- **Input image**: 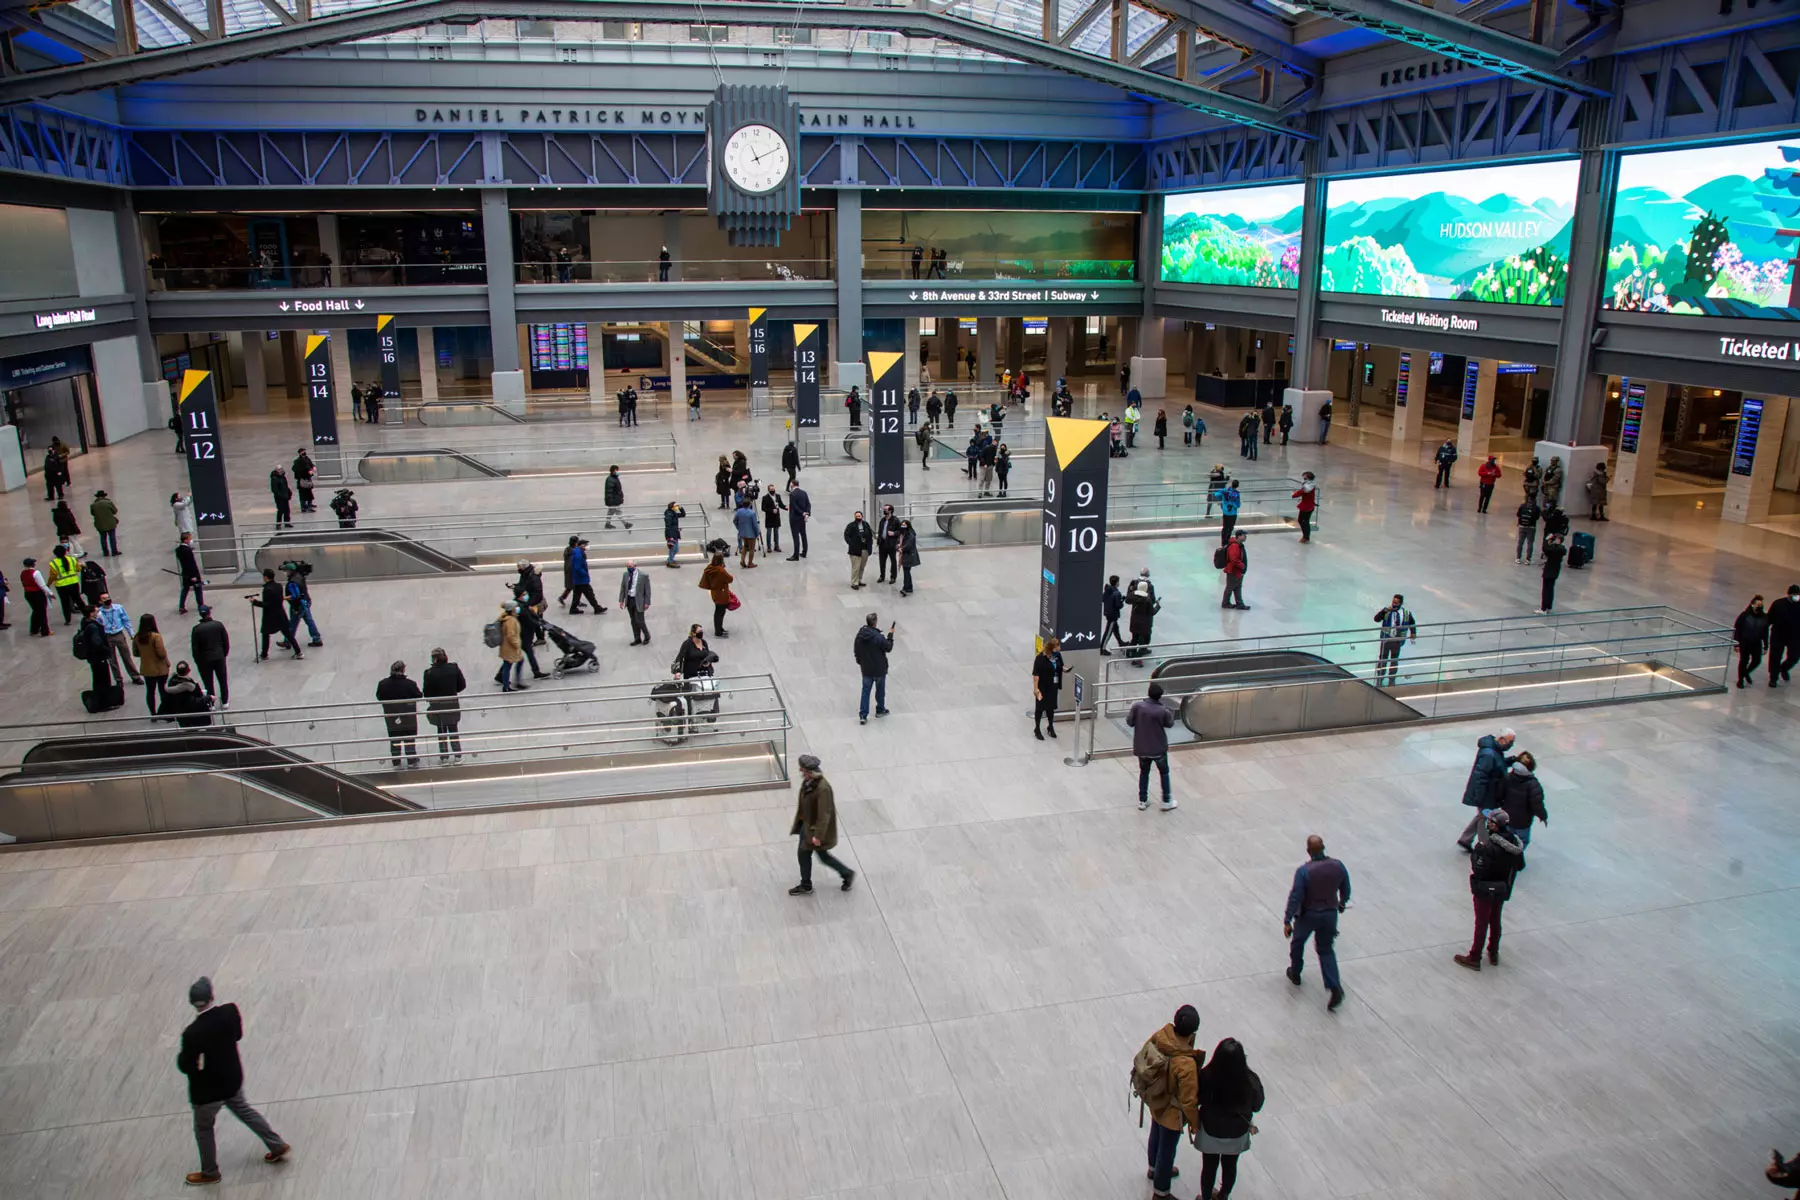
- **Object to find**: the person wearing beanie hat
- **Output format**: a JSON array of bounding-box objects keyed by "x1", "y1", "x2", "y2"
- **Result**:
[
  {"x1": 177, "y1": 976, "x2": 289, "y2": 1185},
  {"x1": 1455, "y1": 807, "x2": 1524, "y2": 971},
  {"x1": 1134, "y1": 1004, "x2": 1203, "y2": 1199},
  {"x1": 789, "y1": 754, "x2": 854, "y2": 895}
]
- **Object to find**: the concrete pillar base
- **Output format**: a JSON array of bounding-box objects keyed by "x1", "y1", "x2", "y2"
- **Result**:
[
  {"x1": 1535, "y1": 441, "x2": 1608, "y2": 510},
  {"x1": 835, "y1": 362, "x2": 868, "y2": 393},
  {"x1": 195, "y1": 524, "x2": 240, "y2": 577},
  {"x1": 1130, "y1": 356, "x2": 1167, "y2": 400},
  {"x1": 1285, "y1": 388, "x2": 1334, "y2": 444},
  {"x1": 1722, "y1": 397, "x2": 1791, "y2": 525},
  {"x1": 417, "y1": 328, "x2": 440, "y2": 405},
  {"x1": 0, "y1": 424, "x2": 26, "y2": 492},
  {"x1": 492, "y1": 370, "x2": 526, "y2": 413}
]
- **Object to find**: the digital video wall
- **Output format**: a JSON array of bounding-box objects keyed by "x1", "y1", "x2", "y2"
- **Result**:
[
  {"x1": 1604, "y1": 135, "x2": 1800, "y2": 321},
  {"x1": 1319, "y1": 159, "x2": 1579, "y2": 305},
  {"x1": 1159, "y1": 183, "x2": 1305, "y2": 288}
]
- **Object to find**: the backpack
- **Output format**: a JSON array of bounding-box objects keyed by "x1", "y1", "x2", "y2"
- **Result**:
[
  {"x1": 1470, "y1": 835, "x2": 1515, "y2": 899},
  {"x1": 482, "y1": 621, "x2": 502, "y2": 649},
  {"x1": 1129, "y1": 1037, "x2": 1175, "y2": 1127},
  {"x1": 71, "y1": 626, "x2": 91, "y2": 660},
  {"x1": 1213, "y1": 546, "x2": 1230, "y2": 569}
]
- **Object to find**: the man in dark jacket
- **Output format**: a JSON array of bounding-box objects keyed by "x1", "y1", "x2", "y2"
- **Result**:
[
  {"x1": 257, "y1": 568, "x2": 301, "y2": 660},
  {"x1": 375, "y1": 660, "x2": 423, "y2": 768},
  {"x1": 421, "y1": 648, "x2": 466, "y2": 763},
  {"x1": 177, "y1": 976, "x2": 288, "y2": 1186},
  {"x1": 1126, "y1": 681, "x2": 1176, "y2": 810},
  {"x1": 1434, "y1": 439, "x2": 1458, "y2": 488},
  {"x1": 875, "y1": 505, "x2": 901, "y2": 586},
  {"x1": 1125, "y1": 568, "x2": 1159, "y2": 661},
  {"x1": 1766, "y1": 583, "x2": 1800, "y2": 686},
  {"x1": 845, "y1": 511, "x2": 874, "y2": 588},
  {"x1": 176, "y1": 532, "x2": 205, "y2": 615},
  {"x1": 854, "y1": 612, "x2": 895, "y2": 724},
  {"x1": 269, "y1": 467, "x2": 293, "y2": 529},
  {"x1": 789, "y1": 754, "x2": 854, "y2": 894},
  {"x1": 75, "y1": 606, "x2": 117, "y2": 706},
  {"x1": 663, "y1": 501, "x2": 684, "y2": 567},
  {"x1": 603, "y1": 465, "x2": 632, "y2": 529},
  {"x1": 1456, "y1": 728, "x2": 1515, "y2": 849},
  {"x1": 781, "y1": 439, "x2": 801, "y2": 489},
  {"x1": 191, "y1": 605, "x2": 231, "y2": 708},
  {"x1": 1100, "y1": 575, "x2": 1126, "y2": 656},
  {"x1": 619, "y1": 560, "x2": 652, "y2": 646},
  {"x1": 786, "y1": 485, "x2": 812, "y2": 560},
  {"x1": 760, "y1": 484, "x2": 787, "y2": 554},
  {"x1": 1284, "y1": 834, "x2": 1351, "y2": 1011},
  {"x1": 1515, "y1": 497, "x2": 1541, "y2": 564},
  {"x1": 1538, "y1": 532, "x2": 1566, "y2": 613}
]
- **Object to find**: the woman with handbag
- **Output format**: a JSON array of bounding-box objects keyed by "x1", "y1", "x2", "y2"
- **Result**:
[
  {"x1": 1455, "y1": 808, "x2": 1524, "y2": 970},
  {"x1": 699, "y1": 552, "x2": 735, "y2": 638},
  {"x1": 1194, "y1": 1037, "x2": 1264, "y2": 1200}
]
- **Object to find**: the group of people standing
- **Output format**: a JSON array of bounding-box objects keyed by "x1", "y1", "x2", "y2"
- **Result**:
[{"x1": 348, "y1": 382, "x2": 386, "y2": 424}]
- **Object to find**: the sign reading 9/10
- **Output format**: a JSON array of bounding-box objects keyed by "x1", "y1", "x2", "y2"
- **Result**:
[{"x1": 1039, "y1": 417, "x2": 1111, "y2": 649}]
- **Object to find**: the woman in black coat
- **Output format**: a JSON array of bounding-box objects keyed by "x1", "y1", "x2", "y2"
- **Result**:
[
  {"x1": 1152, "y1": 409, "x2": 1168, "y2": 449},
  {"x1": 1734, "y1": 594, "x2": 1770, "y2": 688},
  {"x1": 714, "y1": 456, "x2": 733, "y2": 509},
  {"x1": 1196, "y1": 1037, "x2": 1265, "y2": 1200},
  {"x1": 897, "y1": 519, "x2": 920, "y2": 596},
  {"x1": 375, "y1": 660, "x2": 423, "y2": 768},
  {"x1": 421, "y1": 648, "x2": 467, "y2": 764},
  {"x1": 1498, "y1": 750, "x2": 1548, "y2": 856}
]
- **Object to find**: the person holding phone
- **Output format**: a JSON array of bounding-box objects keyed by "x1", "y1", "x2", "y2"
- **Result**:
[{"x1": 853, "y1": 612, "x2": 895, "y2": 725}]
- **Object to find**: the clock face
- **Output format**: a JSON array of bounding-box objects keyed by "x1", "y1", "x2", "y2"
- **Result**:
[{"x1": 722, "y1": 124, "x2": 791, "y2": 195}]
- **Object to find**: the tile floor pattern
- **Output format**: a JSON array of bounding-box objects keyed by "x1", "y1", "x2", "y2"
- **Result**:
[{"x1": 0, "y1": 390, "x2": 1797, "y2": 1199}]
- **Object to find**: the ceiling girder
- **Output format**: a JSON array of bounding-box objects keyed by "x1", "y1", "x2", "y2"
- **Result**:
[
  {"x1": 1137, "y1": 0, "x2": 1317, "y2": 77},
  {"x1": 0, "y1": 0, "x2": 1307, "y2": 133}
]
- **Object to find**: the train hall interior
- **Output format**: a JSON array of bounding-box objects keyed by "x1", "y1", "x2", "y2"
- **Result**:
[{"x1": 1, "y1": 0, "x2": 1799, "y2": 1197}]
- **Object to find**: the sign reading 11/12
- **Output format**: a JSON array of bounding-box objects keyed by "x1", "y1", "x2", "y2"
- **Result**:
[{"x1": 178, "y1": 370, "x2": 234, "y2": 526}]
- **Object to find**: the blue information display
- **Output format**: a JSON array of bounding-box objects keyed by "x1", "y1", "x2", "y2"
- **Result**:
[
  {"x1": 1461, "y1": 359, "x2": 1481, "y2": 421},
  {"x1": 1395, "y1": 352, "x2": 1411, "y2": 407},
  {"x1": 1619, "y1": 380, "x2": 1645, "y2": 455},
  {"x1": 1495, "y1": 363, "x2": 1538, "y2": 375},
  {"x1": 1732, "y1": 398, "x2": 1764, "y2": 476}
]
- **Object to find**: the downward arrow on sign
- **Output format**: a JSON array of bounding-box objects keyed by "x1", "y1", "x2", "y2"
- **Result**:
[
  {"x1": 278, "y1": 301, "x2": 290, "y2": 311},
  {"x1": 354, "y1": 299, "x2": 366, "y2": 310}
]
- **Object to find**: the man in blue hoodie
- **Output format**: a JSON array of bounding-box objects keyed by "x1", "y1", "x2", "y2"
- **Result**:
[
  {"x1": 1456, "y1": 728, "x2": 1515, "y2": 849},
  {"x1": 567, "y1": 538, "x2": 605, "y2": 614},
  {"x1": 1219, "y1": 480, "x2": 1242, "y2": 544}
]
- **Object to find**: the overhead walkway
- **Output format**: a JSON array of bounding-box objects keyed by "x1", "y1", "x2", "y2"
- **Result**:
[
  {"x1": 1075, "y1": 608, "x2": 1731, "y2": 756},
  {"x1": 352, "y1": 434, "x2": 677, "y2": 484},
  {"x1": 0, "y1": 676, "x2": 791, "y2": 846}
]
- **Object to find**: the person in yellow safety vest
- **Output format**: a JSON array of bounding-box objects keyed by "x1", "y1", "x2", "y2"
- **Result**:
[{"x1": 48, "y1": 545, "x2": 82, "y2": 625}]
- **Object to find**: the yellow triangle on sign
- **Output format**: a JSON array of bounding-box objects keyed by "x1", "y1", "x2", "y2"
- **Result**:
[
  {"x1": 748, "y1": 307, "x2": 766, "y2": 323},
  {"x1": 793, "y1": 323, "x2": 817, "y2": 343},
  {"x1": 177, "y1": 369, "x2": 210, "y2": 405},
  {"x1": 868, "y1": 351, "x2": 904, "y2": 382},
  {"x1": 377, "y1": 314, "x2": 394, "y2": 331},
  {"x1": 305, "y1": 333, "x2": 327, "y2": 357},
  {"x1": 1046, "y1": 416, "x2": 1109, "y2": 469}
]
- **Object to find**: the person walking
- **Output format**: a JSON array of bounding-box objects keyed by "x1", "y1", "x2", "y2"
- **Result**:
[
  {"x1": 1180, "y1": 405, "x2": 1196, "y2": 447},
  {"x1": 1221, "y1": 532, "x2": 1249, "y2": 611},
  {"x1": 1134, "y1": 1004, "x2": 1203, "y2": 1200},
  {"x1": 1454, "y1": 808, "x2": 1525, "y2": 970},
  {"x1": 172, "y1": 531, "x2": 206, "y2": 615},
  {"x1": 699, "y1": 552, "x2": 734, "y2": 638},
  {"x1": 786, "y1": 484, "x2": 811, "y2": 559},
  {"x1": 1317, "y1": 398, "x2": 1333, "y2": 443},
  {"x1": 1260, "y1": 400, "x2": 1277, "y2": 445},
  {"x1": 375, "y1": 661, "x2": 423, "y2": 768},
  {"x1": 733, "y1": 496, "x2": 759, "y2": 568},
  {"x1": 20, "y1": 558, "x2": 51, "y2": 637},
  {"x1": 177, "y1": 976, "x2": 289, "y2": 1186},
  {"x1": 1455, "y1": 728, "x2": 1515, "y2": 849},
  {"x1": 567, "y1": 538, "x2": 605, "y2": 614},
  {"x1": 1291, "y1": 472, "x2": 1318, "y2": 543},
  {"x1": 1434, "y1": 439, "x2": 1459, "y2": 488},
  {"x1": 284, "y1": 567, "x2": 322, "y2": 648},
  {"x1": 1736, "y1": 594, "x2": 1771, "y2": 688},
  {"x1": 293, "y1": 448, "x2": 316, "y2": 512},
  {"x1": 43, "y1": 442, "x2": 72, "y2": 501},
  {"x1": 897, "y1": 519, "x2": 919, "y2": 595},
  {"x1": 944, "y1": 389, "x2": 958, "y2": 427},
  {"x1": 1476, "y1": 455, "x2": 1501, "y2": 514},
  {"x1": 760, "y1": 484, "x2": 787, "y2": 555},
  {"x1": 844, "y1": 510, "x2": 874, "y2": 589},
  {"x1": 618, "y1": 560, "x2": 652, "y2": 646},
  {"x1": 1767, "y1": 584, "x2": 1800, "y2": 686},
  {"x1": 134, "y1": 613, "x2": 171, "y2": 715},
  {"x1": 96, "y1": 592, "x2": 144, "y2": 685},
  {"x1": 1218, "y1": 479, "x2": 1242, "y2": 544},
  {"x1": 90, "y1": 490, "x2": 121, "y2": 557},
  {"x1": 48, "y1": 544, "x2": 81, "y2": 625},
  {"x1": 915, "y1": 420, "x2": 933, "y2": 471},
  {"x1": 603, "y1": 465, "x2": 632, "y2": 530},
  {"x1": 1537, "y1": 533, "x2": 1566, "y2": 613},
  {"x1": 854, "y1": 612, "x2": 896, "y2": 724},
  {"x1": 1514, "y1": 496, "x2": 1541, "y2": 565},
  {"x1": 781, "y1": 439, "x2": 801, "y2": 490},
  {"x1": 495, "y1": 601, "x2": 527, "y2": 691},
  {"x1": 421, "y1": 648, "x2": 466, "y2": 763},
  {"x1": 172, "y1": 491, "x2": 198, "y2": 540},
  {"x1": 1195, "y1": 1037, "x2": 1265, "y2": 1200},
  {"x1": 1127, "y1": 681, "x2": 1176, "y2": 810},
  {"x1": 1278, "y1": 403, "x2": 1294, "y2": 445},
  {"x1": 1125, "y1": 568, "x2": 1159, "y2": 661},
  {"x1": 269, "y1": 466, "x2": 293, "y2": 529},
  {"x1": 1153, "y1": 408, "x2": 1168, "y2": 449},
  {"x1": 1031, "y1": 637, "x2": 1063, "y2": 740},
  {"x1": 789, "y1": 754, "x2": 855, "y2": 894},
  {"x1": 257, "y1": 568, "x2": 301, "y2": 660},
  {"x1": 1284, "y1": 834, "x2": 1351, "y2": 1011},
  {"x1": 1098, "y1": 575, "x2": 1127, "y2": 657},
  {"x1": 1373, "y1": 594, "x2": 1416, "y2": 688},
  {"x1": 1585, "y1": 462, "x2": 1610, "y2": 521},
  {"x1": 875, "y1": 505, "x2": 901, "y2": 585}
]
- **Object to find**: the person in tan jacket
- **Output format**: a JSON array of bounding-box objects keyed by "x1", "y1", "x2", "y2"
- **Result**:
[
  {"x1": 698, "y1": 552, "x2": 734, "y2": 638},
  {"x1": 496, "y1": 602, "x2": 527, "y2": 692},
  {"x1": 788, "y1": 754, "x2": 854, "y2": 895},
  {"x1": 1139, "y1": 1005, "x2": 1203, "y2": 1198},
  {"x1": 133, "y1": 612, "x2": 171, "y2": 715}
]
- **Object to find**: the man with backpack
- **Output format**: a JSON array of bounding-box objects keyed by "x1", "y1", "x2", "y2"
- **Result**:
[
  {"x1": 1124, "y1": 568, "x2": 1158, "y2": 662},
  {"x1": 73, "y1": 605, "x2": 121, "y2": 710},
  {"x1": 1219, "y1": 532, "x2": 1249, "y2": 611},
  {"x1": 1132, "y1": 1004, "x2": 1203, "y2": 1199},
  {"x1": 1455, "y1": 807, "x2": 1524, "y2": 970}
]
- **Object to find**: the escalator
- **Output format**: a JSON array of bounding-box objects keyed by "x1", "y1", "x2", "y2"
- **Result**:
[
  {"x1": 1151, "y1": 651, "x2": 1423, "y2": 740},
  {"x1": 357, "y1": 448, "x2": 509, "y2": 483},
  {"x1": 415, "y1": 403, "x2": 526, "y2": 426},
  {"x1": 253, "y1": 528, "x2": 474, "y2": 580},
  {"x1": 935, "y1": 497, "x2": 1038, "y2": 544},
  {"x1": 0, "y1": 731, "x2": 419, "y2": 843},
  {"x1": 683, "y1": 333, "x2": 739, "y2": 373}
]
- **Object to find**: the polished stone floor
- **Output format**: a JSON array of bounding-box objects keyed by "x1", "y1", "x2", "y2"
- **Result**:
[{"x1": 0, "y1": 384, "x2": 1796, "y2": 1199}]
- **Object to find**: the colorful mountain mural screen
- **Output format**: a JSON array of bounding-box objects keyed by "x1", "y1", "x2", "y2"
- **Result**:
[
  {"x1": 1160, "y1": 183, "x2": 1306, "y2": 288},
  {"x1": 1319, "y1": 160, "x2": 1579, "y2": 305},
  {"x1": 1604, "y1": 136, "x2": 1800, "y2": 322}
]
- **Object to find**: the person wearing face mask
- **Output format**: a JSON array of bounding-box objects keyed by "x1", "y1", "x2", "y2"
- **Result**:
[{"x1": 1735, "y1": 594, "x2": 1771, "y2": 689}]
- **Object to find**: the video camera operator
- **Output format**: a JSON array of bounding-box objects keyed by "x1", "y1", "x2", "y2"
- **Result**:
[{"x1": 329, "y1": 488, "x2": 359, "y2": 529}]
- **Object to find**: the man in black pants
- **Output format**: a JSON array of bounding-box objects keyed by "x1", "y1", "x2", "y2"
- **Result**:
[
  {"x1": 789, "y1": 754, "x2": 854, "y2": 895},
  {"x1": 1766, "y1": 584, "x2": 1800, "y2": 687},
  {"x1": 257, "y1": 568, "x2": 302, "y2": 660},
  {"x1": 190, "y1": 605, "x2": 231, "y2": 709},
  {"x1": 1537, "y1": 534, "x2": 1566, "y2": 614},
  {"x1": 876, "y1": 505, "x2": 901, "y2": 585},
  {"x1": 1099, "y1": 574, "x2": 1126, "y2": 656}
]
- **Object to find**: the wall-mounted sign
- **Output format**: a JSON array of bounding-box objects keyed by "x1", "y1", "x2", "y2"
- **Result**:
[
  {"x1": 1396, "y1": 351, "x2": 1411, "y2": 407},
  {"x1": 275, "y1": 298, "x2": 368, "y2": 315},
  {"x1": 1380, "y1": 307, "x2": 1480, "y2": 332},
  {"x1": 178, "y1": 371, "x2": 233, "y2": 526},
  {"x1": 1718, "y1": 336, "x2": 1798, "y2": 363},
  {"x1": 1461, "y1": 359, "x2": 1481, "y2": 421},
  {"x1": 1, "y1": 345, "x2": 92, "y2": 387},
  {"x1": 793, "y1": 322, "x2": 820, "y2": 427},
  {"x1": 1495, "y1": 363, "x2": 1538, "y2": 375},
  {"x1": 1332, "y1": 340, "x2": 1358, "y2": 350},
  {"x1": 747, "y1": 307, "x2": 769, "y2": 388},
  {"x1": 1619, "y1": 379, "x2": 1645, "y2": 454},
  {"x1": 409, "y1": 105, "x2": 923, "y2": 131},
  {"x1": 1429, "y1": 351, "x2": 1444, "y2": 375},
  {"x1": 1732, "y1": 397, "x2": 1764, "y2": 476},
  {"x1": 901, "y1": 287, "x2": 1107, "y2": 306},
  {"x1": 33, "y1": 307, "x2": 97, "y2": 330},
  {"x1": 377, "y1": 314, "x2": 401, "y2": 398},
  {"x1": 303, "y1": 334, "x2": 339, "y2": 449}
]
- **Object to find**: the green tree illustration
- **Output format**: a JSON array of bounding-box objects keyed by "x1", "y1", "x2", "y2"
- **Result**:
[{"x1": 1681, "y1": 211, "x2": 1730, "y2": 289}]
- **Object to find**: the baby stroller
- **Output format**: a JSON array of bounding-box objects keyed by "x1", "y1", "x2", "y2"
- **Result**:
[
  {"x1": 652, "y1": 667, "x2": 721, "y2": 745},
  {"x1": 543, "y1": 622, "x2": 599, "y2": 676}
]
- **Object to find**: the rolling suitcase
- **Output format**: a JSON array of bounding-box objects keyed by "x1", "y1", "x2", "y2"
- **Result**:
[{"x1": 1569, "y1": 530, "x2": 1595, "y2": 569}]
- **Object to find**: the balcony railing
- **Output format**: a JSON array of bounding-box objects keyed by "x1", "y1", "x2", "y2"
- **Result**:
[
  {"x1": 517, "y1": 258, "x2": 834, "y2": 283},
  {"x1": 149, "y1": 262, "x2": 488, "y2": 290},
  {"x1": 862, "y1": 256, "x2": 1136, "y2": 281}
]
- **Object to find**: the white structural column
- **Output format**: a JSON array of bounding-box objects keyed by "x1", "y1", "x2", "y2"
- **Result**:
[
  {"x1": 242, "y1": 331, "x2": 269, "y2": 414},
  {"x1": 904, "y1": 318, "x2": 921, "y2": 391},
  {"x1": 585, "y1": 323, "x2": 606, "y2": 406},
  {"x1": 1132, "y1": 316, "x2": 1167, "y2": 399},
  {"x1": 1609, "y1": 379, "x2": 1668, "y2": 498},
  {"x1": 1389, "y1": 347, "x2": 1429, "y2": 461},
  {"x1": 1722, "y1": 395, "x2": 1792, "y2": 525},
  {"x1": 416, "y1": 327, "x2": 439, "y2": 403},
  {"x1": 977, "y1": 317, "x2": 997, "y2": 386},
  {"x1": 666, "y1": 321, "x2": 687, "y2": 402},
  {"x1": 1285, "y1": 387, "x2": 1333, "y2": 444},
  {"x1": 328, "y1": 328, "x2": 353, "y2": 416},
  {"x1": 1456, "y1": 358, "x2": 1499, "y2": 462}
]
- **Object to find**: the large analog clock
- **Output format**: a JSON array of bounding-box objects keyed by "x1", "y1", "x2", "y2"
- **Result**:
[{"x1": 721, "y1": 124, "x2": 791, "y2": 195}]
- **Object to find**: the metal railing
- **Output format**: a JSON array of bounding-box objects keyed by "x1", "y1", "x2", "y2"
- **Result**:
[
  {"x1": 864, "y1": 256, "x2": 1136, "y2": 281},
  {"x1": 149, "y1": 262, "x2": 487, "y2": 289},
  {"x1": 346, "y1": 434, "x2": 677, "y2": 482},
  {"x1": 0, "y1": 674, "x2": 791, "y2": 843},
  {"x1": 516, "y1": 258, "x2": 833, "y2": 283},
  {"x1": 1077, "y1": 607, "x2": 1731, "y2": 757},
  {"x1": 869, "y1": 479, "x2": 1307, "y2": 544},
  {"x1": 380, "y1": 393, "x2": 672, "y2": 427}
]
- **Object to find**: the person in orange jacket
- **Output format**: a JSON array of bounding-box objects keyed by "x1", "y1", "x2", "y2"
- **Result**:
[{"x1": 1476, "y1": 456, "x2": 1503, "y2": 514}]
